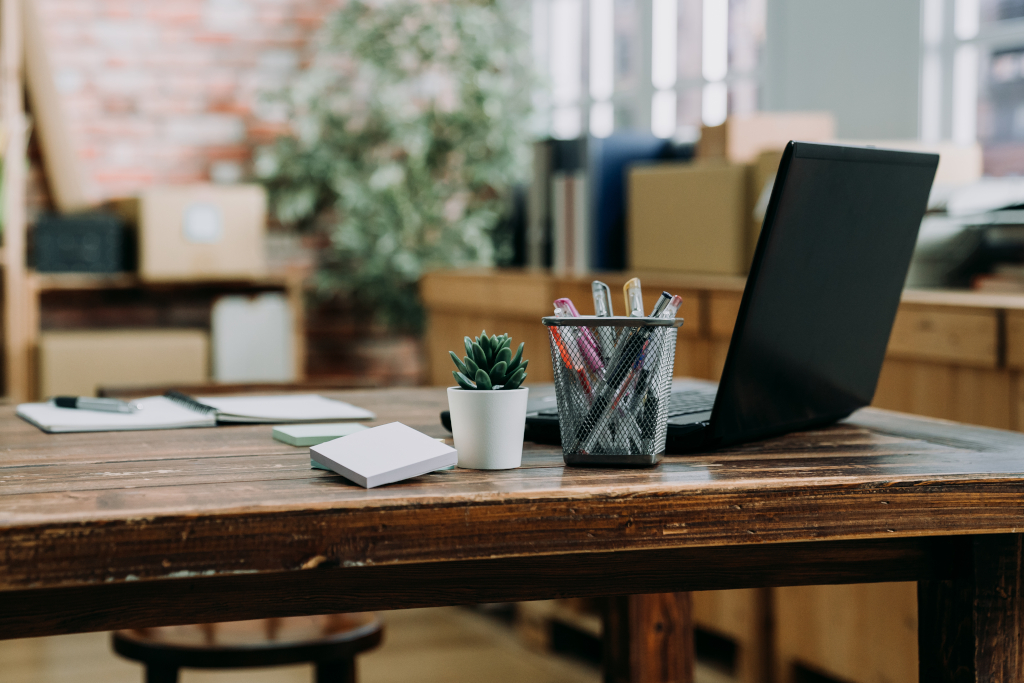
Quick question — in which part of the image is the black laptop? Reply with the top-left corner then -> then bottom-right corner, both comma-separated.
524,141 -> 939,453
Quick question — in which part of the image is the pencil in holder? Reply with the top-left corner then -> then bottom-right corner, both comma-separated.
542,316 -> 683,467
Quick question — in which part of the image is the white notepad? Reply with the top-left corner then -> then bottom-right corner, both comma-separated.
17,394 -> 376,434
310,422 -> 457,488
196,394 -> 375,423
16,396 -> 217,433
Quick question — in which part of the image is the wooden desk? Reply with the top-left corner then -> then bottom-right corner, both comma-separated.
422,268 -> 1024,681
4,387 -> 1024,682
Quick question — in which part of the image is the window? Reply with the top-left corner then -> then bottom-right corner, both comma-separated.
532,0 -> 766,140
922,0 -> 1024,173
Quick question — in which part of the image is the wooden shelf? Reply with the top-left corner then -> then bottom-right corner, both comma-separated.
32,272 -> 139,291
31,271 -> 301,293
901,287 -> 1024,310
0,0 -> 313,401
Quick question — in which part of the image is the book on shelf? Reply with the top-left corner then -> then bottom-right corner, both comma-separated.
527,134 -> 690,273
552,170 -> 589,273
973,264 -> 1024,293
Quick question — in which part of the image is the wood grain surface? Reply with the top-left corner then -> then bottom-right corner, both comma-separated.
4,387 -> 1024,641
603,593 -> 694,683
4,387 -> 1024,589
0,535 -> 969,640
887,304 -> 1000,368
919,534 -> 1024,682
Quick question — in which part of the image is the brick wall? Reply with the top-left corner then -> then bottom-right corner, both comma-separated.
37,0 -> 342,202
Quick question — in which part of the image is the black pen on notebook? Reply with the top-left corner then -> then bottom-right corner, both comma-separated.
53,396 -> 137,413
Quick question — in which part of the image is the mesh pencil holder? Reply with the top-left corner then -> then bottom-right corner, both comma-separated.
542,316 -> 683,467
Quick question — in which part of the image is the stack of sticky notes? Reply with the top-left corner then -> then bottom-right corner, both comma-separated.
308,422 -> 457,488
273,423 -> 455,476
273,422 -> 369,446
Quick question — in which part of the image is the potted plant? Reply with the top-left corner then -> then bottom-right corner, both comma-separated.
254,0 -> 532,333
447,331 -> 528,470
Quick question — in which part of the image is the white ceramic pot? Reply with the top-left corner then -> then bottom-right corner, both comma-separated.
446,387 -> 529,470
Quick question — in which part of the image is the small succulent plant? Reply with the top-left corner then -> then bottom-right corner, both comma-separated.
450,331 -> 528,390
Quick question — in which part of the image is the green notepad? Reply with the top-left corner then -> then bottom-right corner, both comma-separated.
273,422 -> 369,447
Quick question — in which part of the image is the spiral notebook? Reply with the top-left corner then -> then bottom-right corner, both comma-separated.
17,392 -> 376,433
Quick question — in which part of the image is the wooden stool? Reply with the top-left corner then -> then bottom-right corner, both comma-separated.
112,614 -> 383,683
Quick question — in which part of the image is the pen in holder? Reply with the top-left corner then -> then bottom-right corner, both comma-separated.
543,315 -> 683,467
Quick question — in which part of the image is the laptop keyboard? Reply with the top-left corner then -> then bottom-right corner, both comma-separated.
536,388 -> 716,418
666,389 -> 717,417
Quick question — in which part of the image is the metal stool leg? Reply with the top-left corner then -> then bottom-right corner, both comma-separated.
315,657 -> 356,683
145,665 -> 178,683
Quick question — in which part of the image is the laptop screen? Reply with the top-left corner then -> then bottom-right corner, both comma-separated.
710,142 -> 938,446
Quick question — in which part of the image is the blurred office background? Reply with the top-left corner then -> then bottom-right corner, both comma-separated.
4,1 -> 1024,682
35,0 -> 1023,188
10,0 -> 1024,401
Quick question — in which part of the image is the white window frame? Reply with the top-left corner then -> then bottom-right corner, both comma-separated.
533,0 -> 766,140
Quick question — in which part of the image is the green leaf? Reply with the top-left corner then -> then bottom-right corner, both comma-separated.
472,341 -> 487,368
507,356 -> 528,376
489,360 -> 507,384
495,346 -> 511,366
504,368 -> 526,390
453,371 -> 476,390
464,355 -> 479,376
509,342 -> 524,368
481,335 -> 493,366
450,351 -> 469,375
464,336 -> 474,358
474,368 -> 493,390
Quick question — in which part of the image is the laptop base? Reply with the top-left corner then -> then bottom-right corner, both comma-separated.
522,384 -> 720,456
564,451 -> 663,467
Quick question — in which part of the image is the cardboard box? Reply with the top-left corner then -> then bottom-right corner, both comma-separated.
836,140 -> 982,186
38,329 -> 209,397
697,112 -> 835,163
748,150 -> 784,254
118,184 -> 267,282
628,161 -> 750,276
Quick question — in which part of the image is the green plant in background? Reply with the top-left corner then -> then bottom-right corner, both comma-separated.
256,0 -> 532,332
450,330 -> 527,390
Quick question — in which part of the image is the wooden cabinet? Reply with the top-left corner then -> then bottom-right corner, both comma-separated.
423,270 -> 1024,430
707,290 -> 742,380
421,269 -> 743,386
887,304 -> 999,367
774,583 -> 919,683
422,269 -> 558,388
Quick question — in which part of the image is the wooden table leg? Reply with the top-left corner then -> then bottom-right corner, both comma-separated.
752,587 -> 776,683
919,534 -> 1024,682
603,593 -> 694,683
